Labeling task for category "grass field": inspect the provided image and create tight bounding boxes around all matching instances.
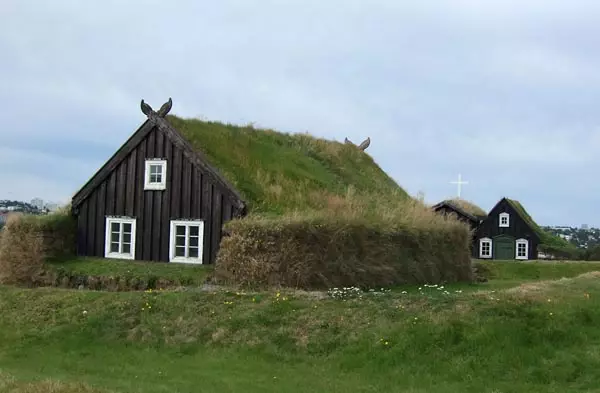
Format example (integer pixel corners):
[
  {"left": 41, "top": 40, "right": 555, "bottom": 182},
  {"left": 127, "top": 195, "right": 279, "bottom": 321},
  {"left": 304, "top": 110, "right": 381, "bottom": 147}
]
[
  {"left": 1, "top": 260, "right": 600, "bottom": 392},
  {"left": 46, "top": 257, "right": 213, "bottom": 288}
]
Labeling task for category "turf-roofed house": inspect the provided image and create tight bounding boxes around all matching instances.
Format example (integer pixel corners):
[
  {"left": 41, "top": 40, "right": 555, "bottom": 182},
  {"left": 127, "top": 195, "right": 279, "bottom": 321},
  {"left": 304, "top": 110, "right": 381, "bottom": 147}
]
[
  {"left": 70, "top": 98, "right": 405, "bottom": 265},
  {"left": 473, "top": 197, "right": 541, "bottom": 260}
]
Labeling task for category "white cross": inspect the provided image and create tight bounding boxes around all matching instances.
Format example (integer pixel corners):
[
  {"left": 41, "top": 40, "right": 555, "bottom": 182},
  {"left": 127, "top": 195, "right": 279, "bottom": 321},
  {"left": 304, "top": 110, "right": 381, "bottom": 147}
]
[{"left": 450, "top": 173, "right": 468, "bottom": 198}]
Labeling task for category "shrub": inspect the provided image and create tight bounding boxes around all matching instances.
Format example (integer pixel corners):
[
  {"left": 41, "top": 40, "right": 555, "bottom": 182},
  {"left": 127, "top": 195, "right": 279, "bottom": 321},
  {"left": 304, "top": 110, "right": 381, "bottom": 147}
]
[{"left": 214, "top": 209, "right": 473, "bottom": 290}]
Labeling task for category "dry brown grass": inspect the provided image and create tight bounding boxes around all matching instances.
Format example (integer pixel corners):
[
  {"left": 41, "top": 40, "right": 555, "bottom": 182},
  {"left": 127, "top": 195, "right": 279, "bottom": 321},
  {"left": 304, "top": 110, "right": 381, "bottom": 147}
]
[
  {"left": 0, "top": 372, "right": 110, "bottom": 393},
  {"left": 214, "top": 198, "right": 473, "bottom": 289},
  {"left": 0, "top": 214, "right": 45, "bottom": 285},
  {"left": 442, "top": 198, "right": 487, "bottom": 217},
  {"left": 0, "top": 209, "right": 76, "bottom": 285}
]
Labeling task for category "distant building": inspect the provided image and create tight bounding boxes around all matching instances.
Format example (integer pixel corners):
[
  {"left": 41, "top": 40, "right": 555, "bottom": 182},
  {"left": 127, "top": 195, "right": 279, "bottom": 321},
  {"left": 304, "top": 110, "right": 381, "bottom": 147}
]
[
  {"left": 582, "top": 224, "right": 589, "bottom": 230},
  {"left": 44, "top": 203, "right": 60, "bottom": 212},
  {"left": 31, "top": 198, "right": 44, "bottom": 210}
]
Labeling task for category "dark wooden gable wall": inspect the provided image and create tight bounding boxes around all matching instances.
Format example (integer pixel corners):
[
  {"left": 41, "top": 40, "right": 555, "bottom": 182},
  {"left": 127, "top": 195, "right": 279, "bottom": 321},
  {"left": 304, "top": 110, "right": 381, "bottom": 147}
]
[
  {"left": 75, "top": 125, "right": 240, "bottom": 264},
  {"left": 473, "top": 198, "right": 539, "bottom": 259}
]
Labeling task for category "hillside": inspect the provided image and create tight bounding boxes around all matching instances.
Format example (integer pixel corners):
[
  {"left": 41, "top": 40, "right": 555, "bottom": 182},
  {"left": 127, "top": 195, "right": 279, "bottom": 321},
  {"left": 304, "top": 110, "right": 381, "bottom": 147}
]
[
  {"left": 167, "top": 116, "right": 408, "bottom": 215},
  {"left": 543, "top": 225, "right": 600, "bottom": 249},
  {"left": 1, "top": 265, "right": 600, "bottom": 392}
]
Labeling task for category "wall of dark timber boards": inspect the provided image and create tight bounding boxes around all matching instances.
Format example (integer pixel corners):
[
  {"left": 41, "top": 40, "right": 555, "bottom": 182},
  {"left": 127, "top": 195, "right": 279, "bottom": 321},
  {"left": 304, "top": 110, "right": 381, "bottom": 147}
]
[
  {"left": 76, "top": 127, "right": 238, "bottom": 263},
  {"left": 473, "top": 200, "right": 539, "bottom": 259}
]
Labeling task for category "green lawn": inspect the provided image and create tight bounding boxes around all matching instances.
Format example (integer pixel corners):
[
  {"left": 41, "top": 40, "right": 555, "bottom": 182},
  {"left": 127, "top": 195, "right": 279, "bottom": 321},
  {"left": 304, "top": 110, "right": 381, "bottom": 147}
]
[
  {"left": 45, "top": 257, "right": 213, "bottom": 289},
  {"left": 1, "top": 260, "right": 600, "bottom": 392}
]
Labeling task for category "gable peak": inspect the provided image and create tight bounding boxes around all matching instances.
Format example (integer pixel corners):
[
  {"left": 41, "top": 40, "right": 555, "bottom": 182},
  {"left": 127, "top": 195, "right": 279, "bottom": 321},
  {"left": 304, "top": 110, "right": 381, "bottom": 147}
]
[{"left": 141, "top": 97, "right": 173, "bottom": 119}]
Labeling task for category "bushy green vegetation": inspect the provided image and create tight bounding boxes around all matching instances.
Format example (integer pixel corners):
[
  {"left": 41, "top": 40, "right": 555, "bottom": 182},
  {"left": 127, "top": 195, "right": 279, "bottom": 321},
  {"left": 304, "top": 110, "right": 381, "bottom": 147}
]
[{"left": 1, "top": 263, "right": 600, "bottom": 392}]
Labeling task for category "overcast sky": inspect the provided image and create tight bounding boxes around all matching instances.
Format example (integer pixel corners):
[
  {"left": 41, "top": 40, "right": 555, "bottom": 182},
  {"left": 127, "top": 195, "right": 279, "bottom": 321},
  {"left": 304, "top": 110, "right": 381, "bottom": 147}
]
[{"left": 2, "top": 0, "right": 599, "bottom": 227}]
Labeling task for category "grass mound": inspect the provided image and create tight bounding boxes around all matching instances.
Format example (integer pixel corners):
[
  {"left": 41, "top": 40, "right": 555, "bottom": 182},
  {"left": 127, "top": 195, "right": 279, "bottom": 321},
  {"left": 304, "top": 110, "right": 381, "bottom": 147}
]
[
  {"left": 43, "top": 257, "right": 212, "bottom": 291},
  {"left": 215, "top": 209, "right": 473, "bottom": 289},
  {"left": 1, "top": 269, "right": 600, "bottom": 392},
  {"left": 167, "top": 115, "right": 408, "bottom": 215},
  {"left": 0, "top": 214, "right": 45, "bottom": 285},
  {"left": 0, "top": 209, "right": 76, "bottom": 285}
]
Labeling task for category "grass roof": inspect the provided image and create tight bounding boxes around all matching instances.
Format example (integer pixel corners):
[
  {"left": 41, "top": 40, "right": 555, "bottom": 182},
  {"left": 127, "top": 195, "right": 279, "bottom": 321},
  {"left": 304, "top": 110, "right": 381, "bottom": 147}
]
[
  {"left": 444, "top": 198, "right": 487, "bottom": 218},
  {"left": 506, "top": 199, "right": 576, "bottom": 251},
  {"left": 166, "top": 115, "right": 408, "bottom": 215}
]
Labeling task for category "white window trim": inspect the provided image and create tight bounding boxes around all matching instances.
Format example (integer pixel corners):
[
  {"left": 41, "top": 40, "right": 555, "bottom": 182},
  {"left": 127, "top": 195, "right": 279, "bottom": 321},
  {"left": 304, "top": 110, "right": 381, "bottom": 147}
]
[
  {"left": 169, "top": 219, "right": 204, "bottom": 264},
  {"left": 515, "top": 238, "right": 529, "bottom": 260},
  {"left": 479, "top": 237, "right": 492, "bottom": 259},
  {"left": 144, "top": 159, "right": 167, "bottom": 190},
  {"left": 499, "top": 212, "right": 510, "bottom": 227},
  {"left": 104, "top": 216, "right": 136, "bottom": 260}
]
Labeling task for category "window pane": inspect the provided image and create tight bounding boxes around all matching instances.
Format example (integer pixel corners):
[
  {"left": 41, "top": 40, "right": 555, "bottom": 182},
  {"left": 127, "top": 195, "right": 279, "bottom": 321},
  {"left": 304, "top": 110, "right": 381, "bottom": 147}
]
[
  {"left": 150, "top": 164, "right": 162, "bottom": 174},
  {"left": 122, "top": 243, "right": 131, "bottom": 254},
  {"left": 175, "top": 246, "right": 185, "bottom": 257},
  {"left": 123, "top": 223, "right": 132, "bottom": 233},
  {"left": 188, "top": 247, "right": 199, "bottom": 258},
  {"left": 123, "top": 233, "right": 131, "bottom": 244},
  {"left": 176, "top": 236, "right": 186, "bottom": 246},
  {"left": 111, "top": 232, "right": 120, "bottom": 243},
  {"left": 150, "top": 173, "right": 162, "bottom": 183},
  {"left": 176, "top": 226, "right": 186, "bottom": 236},
  {"left": 189, "top": 236, "right": 199, "bottom": 247},
  {"left": 190, "top": 226, "right": 199, "bottom": 236},
  {"left": 111, "top": 222, "right": 120, "bottom": 232},
  {"left": 110, "top": 242, "right": 119, "bottom": 253}
]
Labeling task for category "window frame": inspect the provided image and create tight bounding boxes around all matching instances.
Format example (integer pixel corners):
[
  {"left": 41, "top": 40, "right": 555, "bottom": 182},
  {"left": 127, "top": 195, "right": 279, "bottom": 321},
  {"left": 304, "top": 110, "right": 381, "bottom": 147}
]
[
  {"left": 515, "top": 238, "right": 529, "bottom": 260},
  {"left": 169, "top": 219, "right": 204, "bottom": 264},
  {"left": 144, "top": 159, "right": 167, "bottom": 190},
  {"left": 479, "top": 237, "right": 492, "bottom": 259},
  {"left": 499, "top": 212, "right": 510, "bottom": 228},
  {"left": 104, "top": 216, "right": 136, "bottom": 260}
]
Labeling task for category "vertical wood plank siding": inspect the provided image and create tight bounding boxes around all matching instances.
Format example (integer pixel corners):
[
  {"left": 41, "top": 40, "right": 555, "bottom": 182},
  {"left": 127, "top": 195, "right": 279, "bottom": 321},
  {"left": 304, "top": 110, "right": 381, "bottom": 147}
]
[{"left": 75, "top": 126, "right": 240, "bottom": 263}]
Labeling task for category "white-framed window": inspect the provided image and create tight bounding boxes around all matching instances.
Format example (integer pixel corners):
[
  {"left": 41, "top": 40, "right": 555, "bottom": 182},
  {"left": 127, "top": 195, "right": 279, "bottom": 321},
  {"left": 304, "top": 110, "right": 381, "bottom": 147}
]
[
  {"left": 516, "top": 238, "right": 529, "bottom": 260},
  {"left": 479, "top": 237, "right": 492, "bottom": 259},
  {"left": 144, "top": 159, "right": 167, "bottom": 190},
  {"left": 169, "top": 220, "right": 204, "bottom": 263},
  {"left": 104, "top": 216, "right": 136, "bottom": 260},
  {"left": 499, "top": 212, "right": 510, "bottom": 227}
]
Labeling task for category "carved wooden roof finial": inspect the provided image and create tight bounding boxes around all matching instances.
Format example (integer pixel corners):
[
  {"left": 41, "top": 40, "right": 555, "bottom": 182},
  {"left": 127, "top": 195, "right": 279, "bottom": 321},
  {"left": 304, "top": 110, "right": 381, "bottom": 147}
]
[
  {"left": 140, "top": 98, "right": 172, "bottom": 118},
  {"left": 344, "top": 136, "right": 371, "bottom": 151}
]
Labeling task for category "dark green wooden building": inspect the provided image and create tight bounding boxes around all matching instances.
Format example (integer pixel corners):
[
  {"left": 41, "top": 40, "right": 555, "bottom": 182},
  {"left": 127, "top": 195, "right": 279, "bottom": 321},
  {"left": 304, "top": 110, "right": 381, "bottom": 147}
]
[{"left": 473, "top": 197, "right": 540, "bottom": 260}]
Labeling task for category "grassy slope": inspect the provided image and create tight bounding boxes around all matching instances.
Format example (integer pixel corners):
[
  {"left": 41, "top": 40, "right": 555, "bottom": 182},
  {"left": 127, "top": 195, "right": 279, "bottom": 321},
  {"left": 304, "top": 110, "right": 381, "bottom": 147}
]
[
  {"left": 166, "top": 116, "right": 408, "bottom": 215},
  {"left": 46, "top": 257, "right": 212, "bottom": 286},
  {"left": 3, "top": 262, "right": 600, "bottom": 392}
]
